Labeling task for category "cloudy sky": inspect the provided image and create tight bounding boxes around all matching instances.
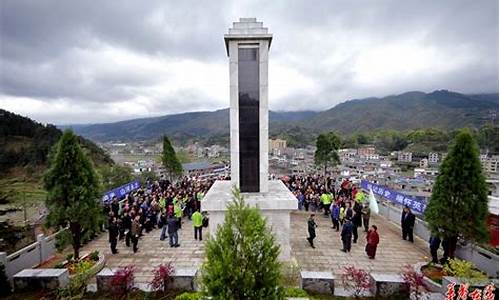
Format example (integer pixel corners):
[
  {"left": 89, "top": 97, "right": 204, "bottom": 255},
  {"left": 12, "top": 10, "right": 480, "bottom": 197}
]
[{"left": 0, "top": 0, "right": 498, "bottom": 124}]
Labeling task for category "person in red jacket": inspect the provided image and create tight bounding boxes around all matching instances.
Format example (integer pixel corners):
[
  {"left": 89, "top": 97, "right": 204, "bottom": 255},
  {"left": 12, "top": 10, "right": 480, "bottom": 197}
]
[
  {"left": 351, "top": 185, "right": 358, "bottom": 200},
  {"left": 365, "top": 225, "right": 380, "bottom": 259}
]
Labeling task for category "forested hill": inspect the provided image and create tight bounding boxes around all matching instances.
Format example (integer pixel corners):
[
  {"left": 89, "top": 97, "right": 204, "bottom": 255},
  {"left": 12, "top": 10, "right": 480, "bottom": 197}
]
[
  {"left": 63, "top": 109, "right": 318, "bottom": 143},
  {"left": 65, "top": 90, "right": 498, "bottom": 145},
  {"left": 0, "top": 109, "right": 113, "bottom": 174},
  {"left": 303, "top": 90, "right": 498, "bottom": 133}
]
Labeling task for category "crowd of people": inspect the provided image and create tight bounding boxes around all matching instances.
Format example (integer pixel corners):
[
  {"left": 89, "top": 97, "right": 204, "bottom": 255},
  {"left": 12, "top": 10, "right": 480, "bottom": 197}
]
[
  {"left": 103, "top": 176, "right": 216, "bottom": 254},
  {"left": 282, "top": 175, "right": 380, "bottom": 259},
  {"left": 283, "top": 174, "right": 453, "bottom": 263},
  {"left": 103, "top": 172, "right": 442, "bottom": 263}
]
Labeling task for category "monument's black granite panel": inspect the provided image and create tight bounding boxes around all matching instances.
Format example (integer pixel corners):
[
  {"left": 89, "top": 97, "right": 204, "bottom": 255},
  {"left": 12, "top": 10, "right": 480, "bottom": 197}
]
[{"left": 238, "top": 47, "right": 260, "bottom": 192}]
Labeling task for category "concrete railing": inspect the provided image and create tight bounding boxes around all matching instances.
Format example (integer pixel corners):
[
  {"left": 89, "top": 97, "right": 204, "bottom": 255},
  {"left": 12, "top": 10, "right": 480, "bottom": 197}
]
[
  {"left": 377, "top": 201, "right": 431, "bottom": 242},
  {"left": 455, "top": 244, "right": 499, "bottom": 277},
  {"left": 376, "top": 199, "right": 498, "bottom": 277},
  {"left": 0, "top": 229, "right": 67, "bottom": 280}
]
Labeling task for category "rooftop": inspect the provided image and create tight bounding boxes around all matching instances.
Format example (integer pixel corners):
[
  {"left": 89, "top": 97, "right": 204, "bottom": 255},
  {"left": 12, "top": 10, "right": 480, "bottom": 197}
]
[{"left": 182, "top": 161, "right": 210, "bottom": 171}]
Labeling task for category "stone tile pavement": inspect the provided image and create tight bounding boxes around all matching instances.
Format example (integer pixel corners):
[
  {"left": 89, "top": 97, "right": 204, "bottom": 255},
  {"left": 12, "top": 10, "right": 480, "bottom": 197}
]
[
  {"left": 81, "top": 221, "right": 206, "bottom": 283},
  {"left": 81, "top": 211, "right": 429, "bottom": 283},
  {"left": 290, "top": 210, "right": 429, "bottom": 278}
]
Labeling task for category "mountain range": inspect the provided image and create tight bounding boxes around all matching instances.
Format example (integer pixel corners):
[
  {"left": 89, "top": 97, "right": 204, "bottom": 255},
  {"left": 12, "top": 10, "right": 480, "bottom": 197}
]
[{"left": 63, "top": 90, "right": 498, "bottom": 145}]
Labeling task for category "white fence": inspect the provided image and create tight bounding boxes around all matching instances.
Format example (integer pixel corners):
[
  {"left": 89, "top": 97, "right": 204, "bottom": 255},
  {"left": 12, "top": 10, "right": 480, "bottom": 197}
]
[
  {"left": 0, "top": 229, "right": 66, "bottom": 280},
  {"left": 376, "top": 199, "right": 499, "bottom": 277}
]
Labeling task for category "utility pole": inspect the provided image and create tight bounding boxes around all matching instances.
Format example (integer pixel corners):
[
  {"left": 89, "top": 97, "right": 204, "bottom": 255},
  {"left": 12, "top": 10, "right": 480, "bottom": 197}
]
[{"left": 23, "top": 191, "right": 27, "bottom": 223}]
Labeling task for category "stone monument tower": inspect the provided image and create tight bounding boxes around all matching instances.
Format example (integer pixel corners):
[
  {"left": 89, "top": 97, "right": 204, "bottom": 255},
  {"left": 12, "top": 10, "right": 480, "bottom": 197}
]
[
  {"left": 225, "top": 17, "right": 271, "bottom": 193},
  {"left": 202, "top": 18, "right": 296, "bottom": 260}
]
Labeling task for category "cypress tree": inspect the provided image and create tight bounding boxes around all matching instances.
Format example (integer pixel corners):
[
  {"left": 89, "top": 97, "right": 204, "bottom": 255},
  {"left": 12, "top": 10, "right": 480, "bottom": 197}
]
[
  {"left": 161, "top": 136, "right": 183, "bottom": 181},
  {"left": 424, "top": 129, "right": 489, "bottom": 259},
  {"left": 44, "top": 130, "right": 102, "bottom": 259},
  {"left": 201, "top": 188, "right": 284, "bottom": 300}
]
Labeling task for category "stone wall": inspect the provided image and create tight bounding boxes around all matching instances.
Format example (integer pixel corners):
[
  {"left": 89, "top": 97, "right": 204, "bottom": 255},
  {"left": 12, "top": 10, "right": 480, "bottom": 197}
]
[
  {"left": 13, "top": 268, "right": 69, "bottom": 291},
  {"left": 300, "top": 271, "right": 335, "bottom": 295},
  {"left": 0, "top": 229, "right": 66, "bottom": 280},
  {"left": 369, "top": 273, "right": 408, "bottom": 298}
]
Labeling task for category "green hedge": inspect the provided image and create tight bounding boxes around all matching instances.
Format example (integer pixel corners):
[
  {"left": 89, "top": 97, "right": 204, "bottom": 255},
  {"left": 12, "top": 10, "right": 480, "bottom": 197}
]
[
  {"left": 284, "top": 287, "right": 308, "bottom": 297},
  {"left": 174, "top": 292, "right": 201, "bottom": 300}
]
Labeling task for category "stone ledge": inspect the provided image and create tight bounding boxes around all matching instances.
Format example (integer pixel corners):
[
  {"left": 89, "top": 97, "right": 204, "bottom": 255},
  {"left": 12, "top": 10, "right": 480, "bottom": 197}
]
[
  {"left": 14, "top": 268, "right": 69, "bottom": 291},
  {"left": 170, "top": 268, "right": 198, "bottom": 291},
  {"left": 96, "top": 267, "right": 116, "bottom": 292},
  {"left": 202, "top": 180, "right": 296, "bottom": 211},
  {"left": 96, "top": 267, "right": 198, "bottom": 292},
  {"left": 369, "top": 273, "right": 408, "bottom": 298},
  {"left": 300, "top": 271, "right": 335, "bottom": 295}
]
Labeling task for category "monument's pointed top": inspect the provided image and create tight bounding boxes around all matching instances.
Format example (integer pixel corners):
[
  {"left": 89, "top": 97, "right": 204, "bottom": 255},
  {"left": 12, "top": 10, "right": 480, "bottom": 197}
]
[
  {"left": 224, "top": 18, "right": 272, "bottom": 56},
  {"left": 239, "top": 17, "right": 257, "bottom": 22}
]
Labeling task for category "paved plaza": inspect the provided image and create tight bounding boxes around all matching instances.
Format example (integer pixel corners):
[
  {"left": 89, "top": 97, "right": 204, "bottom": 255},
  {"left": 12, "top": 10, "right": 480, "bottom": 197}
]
[
  {"left": 290, "top": 211, "right": 429, "bottom": 277},
  {"left": 81, "top": 223, "right": 206, "bottom": 283},
  {"left": 82, "top": 210, "right": 428, "bottom": 283}
]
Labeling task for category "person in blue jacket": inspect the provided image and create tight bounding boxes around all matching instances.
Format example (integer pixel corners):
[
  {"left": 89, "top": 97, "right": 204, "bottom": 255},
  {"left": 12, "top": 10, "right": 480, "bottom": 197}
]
[
  {"left": 429, "top": 235, "right": 441, "bottom": 264},
  {"left": 341, "top": 217, "right": 354, "bottom": 252},
  {"left": 330, "top": 202, "right": 340, "bottom": 231}
]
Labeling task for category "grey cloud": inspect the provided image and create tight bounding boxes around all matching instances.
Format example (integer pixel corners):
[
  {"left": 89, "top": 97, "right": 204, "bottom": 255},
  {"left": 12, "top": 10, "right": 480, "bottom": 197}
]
[
  {"left": 0, "top": 0, "right": 498, "bottom": 124},
  {"left": 1, "top": 0, "right": 231, "bottom": 63}
]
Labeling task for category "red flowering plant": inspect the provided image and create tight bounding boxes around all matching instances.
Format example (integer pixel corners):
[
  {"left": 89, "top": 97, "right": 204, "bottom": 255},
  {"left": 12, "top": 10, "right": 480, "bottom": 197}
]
[
  {"left": 341, "top": 265, "right": 372, "bottom": 298},
  {"left": 149, "top": 263, "right": 175, "bottom": 292},
  {"left": 110, "top": 265, "right": 136, "bottom": 295},
  {"left": 401, "top": 264, "right": 427, "bottom": 300}
]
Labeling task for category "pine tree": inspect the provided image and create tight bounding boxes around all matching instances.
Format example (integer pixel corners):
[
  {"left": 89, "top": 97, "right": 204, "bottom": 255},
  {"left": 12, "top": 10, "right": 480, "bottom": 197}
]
[
  {"left": 424, "top": 129, "right": 489, "bottom": 259},
  {"left": 161, "top": 136, "right": 183, "bottom": 181},
  {"left": 201, "top": 188, "right": 284, "bottom": 300},
  {"left": 44, "top": 130, "right": 102, "bottom": 259},
  {"left": 314, "top": 132, "right": 341, "bottom": 176}
]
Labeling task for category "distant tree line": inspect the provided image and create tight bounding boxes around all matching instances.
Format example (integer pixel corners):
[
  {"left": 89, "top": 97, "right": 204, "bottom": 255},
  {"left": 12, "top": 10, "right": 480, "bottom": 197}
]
[
  {"left": 341, "top": 124, "right": 498, "bottom": 155},
  {"left": 272, "top": 124, "right": 498, "bottom": 155}
]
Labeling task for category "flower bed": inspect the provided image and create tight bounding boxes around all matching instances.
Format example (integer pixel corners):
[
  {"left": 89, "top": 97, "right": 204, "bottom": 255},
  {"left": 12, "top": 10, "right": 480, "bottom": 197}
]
[
  {"left": 421, "top": 264, "right": 444, "bottom": 285},
  {"left": 51, "top": 251, "right": 106, "bottom": 299},
  {"left": 415, "top": 259, "right": 491, "bottom": 294},
  {"left": 70, "top": 251, "right": 105, "bottom": 280},
  {"left": 414, "top": 262, "right": 443, "bottom": 293},
  {"left": 53, "top": 250, "right": 105, "bottom": 280}
]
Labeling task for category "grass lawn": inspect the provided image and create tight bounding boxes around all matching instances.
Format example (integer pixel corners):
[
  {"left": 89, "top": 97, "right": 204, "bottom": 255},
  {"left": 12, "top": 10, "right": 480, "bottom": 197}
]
[
  {"left": 0, "top": 175, "right": 47, "bottom": 224},
  {"left": 111, "top": 153, "right": 161, "bottom": 164}
]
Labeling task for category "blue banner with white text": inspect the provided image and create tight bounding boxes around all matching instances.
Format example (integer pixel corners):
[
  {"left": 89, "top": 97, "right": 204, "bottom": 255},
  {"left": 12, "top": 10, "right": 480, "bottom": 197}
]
[
  {"left": 102, "top": 180, "right": 141, "bottom": 203},
  {"left": 360, "top": 180, "right": 427, "bottom": 214}
]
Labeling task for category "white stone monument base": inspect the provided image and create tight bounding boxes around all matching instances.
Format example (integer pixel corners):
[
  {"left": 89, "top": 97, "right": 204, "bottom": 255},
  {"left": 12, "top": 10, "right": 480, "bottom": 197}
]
[{"left": 201, "top": 180, "right": 297, "bottom": 261}]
